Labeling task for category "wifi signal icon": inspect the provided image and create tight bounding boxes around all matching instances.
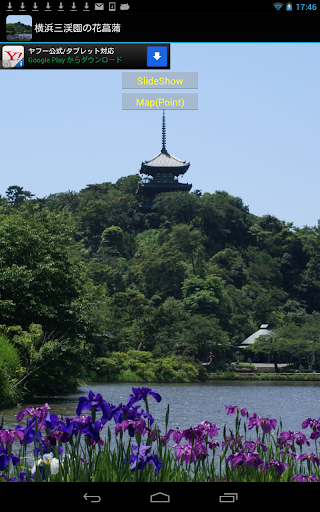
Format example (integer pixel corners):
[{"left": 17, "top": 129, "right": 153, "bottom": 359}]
[{"left": 273, "top": 2, "right": 284, "bottom": 9}]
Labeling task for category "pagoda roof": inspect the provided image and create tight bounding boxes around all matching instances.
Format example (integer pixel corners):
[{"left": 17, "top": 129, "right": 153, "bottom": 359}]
[
  {"left": 141, "top": 149, "right": 190, "bottom": 171},
  {"left": 140, "top": 111, "right": 190, "bottom": 175}
]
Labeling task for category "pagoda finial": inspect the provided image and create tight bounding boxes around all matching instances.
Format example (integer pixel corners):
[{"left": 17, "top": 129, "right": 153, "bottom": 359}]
[{"left": 161, "top": 109, "right": 167, "bottom": 153}]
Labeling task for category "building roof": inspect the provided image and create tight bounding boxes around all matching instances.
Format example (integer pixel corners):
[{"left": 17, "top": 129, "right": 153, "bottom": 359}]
[
  {"left": 239, "top": 324, "right": 271, "bottom": 348},
  {"left": 141, "top": 150, "right": 190, "bottom": 169}
]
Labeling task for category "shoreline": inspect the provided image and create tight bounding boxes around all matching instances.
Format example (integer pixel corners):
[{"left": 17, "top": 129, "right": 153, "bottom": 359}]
[
  {"left": 206, "top": 372, "right": 320, "bottom": 382},
  {"left": 86, "top": 372, "right": 320, "bottom": 384}
]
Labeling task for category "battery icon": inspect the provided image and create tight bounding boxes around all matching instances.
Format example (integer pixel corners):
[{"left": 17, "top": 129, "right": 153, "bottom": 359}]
[
  {"left": 219, "top": 494, "right": 239, "bottom": 503},
  {"left": 286, "top": 2, "right": 292, "bottom": 9}
]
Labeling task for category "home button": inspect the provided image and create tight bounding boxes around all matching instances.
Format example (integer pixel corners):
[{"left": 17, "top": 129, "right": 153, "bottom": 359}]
[{"left": 150, "top": 492, "right": 170, "bottom": 503}]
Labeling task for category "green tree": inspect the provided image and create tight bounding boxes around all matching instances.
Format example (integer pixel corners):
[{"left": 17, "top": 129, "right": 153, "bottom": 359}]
[
  {"left": 0, "top": 332, "right": 22, "bottom": 407},
  {"left": 139, "top": 246, "right": 187, "bottom": 300},
  {"left": 166, "top": 224, "right": 206, "bottom": 275},
  {"left": 101, "top": 226, "right": 125, "bottom": 256},
  {"left": 0, "top": 205, "right": 93, "bottom": 338},
  {"left": 3, "top": 323, "right": 84, "bottom": 397},
  {"left": 173, "top": 314, "right": 230, "bottom": 361},
  {"left": 209, "top": 248, "right": 247, "bottom": 288},
  {"left": 152, "top": 191, "right": 200, "bottom": 225},
  {"left": 198, "top": 191, "right": 252, "bottom": 253},
  {"left": 182, "top": 275, "right": 224, "bottom": 315},
  {"left": 6, "top": 185, "right": 35, "bottom": 207}
]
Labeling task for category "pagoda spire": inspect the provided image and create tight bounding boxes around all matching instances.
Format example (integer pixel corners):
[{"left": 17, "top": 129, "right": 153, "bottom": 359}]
[{"left": 161, "top": 109, "right": 167, "bottom": 154}]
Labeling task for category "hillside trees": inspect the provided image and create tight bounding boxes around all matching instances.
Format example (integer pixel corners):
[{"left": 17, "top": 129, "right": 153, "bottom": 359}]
[{"left": 2, "top": 174, "right": 320, "bottom": 401}]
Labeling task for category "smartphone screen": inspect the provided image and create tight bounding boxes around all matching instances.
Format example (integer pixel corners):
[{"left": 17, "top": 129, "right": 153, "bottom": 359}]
[{"left": 0, "top": 0, "right": 319, "bottom": 503}]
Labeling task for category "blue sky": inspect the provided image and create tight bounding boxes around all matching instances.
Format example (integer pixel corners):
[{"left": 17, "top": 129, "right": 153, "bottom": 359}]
[
  {"left": 6, "top": 15, "right": 32, "bottom": 25},
  {"left": 1, "top": 42, "right": 319, "bottom": 228}
]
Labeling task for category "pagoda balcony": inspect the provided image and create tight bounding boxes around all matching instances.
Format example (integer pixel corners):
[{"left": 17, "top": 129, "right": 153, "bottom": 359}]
[{"left": 138, "top": 181, "right": 192, "bottom": 194}]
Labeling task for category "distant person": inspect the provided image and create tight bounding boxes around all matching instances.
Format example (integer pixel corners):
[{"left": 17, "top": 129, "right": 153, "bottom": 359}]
[{"left": 208, "top": 352, "right": 214, "bottom": 364}]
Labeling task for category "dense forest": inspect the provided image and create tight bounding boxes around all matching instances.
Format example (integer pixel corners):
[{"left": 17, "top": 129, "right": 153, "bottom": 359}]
[
  {"left": 6, "top": 22, "right": 32, "bottom": 35},
  {"left": 1, "top": 179, "right": 320, "bottom": 407}
]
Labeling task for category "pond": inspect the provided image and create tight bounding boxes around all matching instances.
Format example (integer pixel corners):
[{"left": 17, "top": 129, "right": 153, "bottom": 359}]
[{"left": 2, "top": 380, "right": 320, "bottom": 436}]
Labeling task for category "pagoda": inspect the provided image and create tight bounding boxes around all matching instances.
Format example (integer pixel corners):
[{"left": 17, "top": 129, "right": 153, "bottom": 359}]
[{"left": 136, "top": 111, "right": 192, "bottom": 212}]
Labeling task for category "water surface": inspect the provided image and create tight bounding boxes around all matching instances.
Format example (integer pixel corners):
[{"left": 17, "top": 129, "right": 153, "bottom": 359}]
[{"left": 2, "top": 380, "right": 320, "bottom": 436}]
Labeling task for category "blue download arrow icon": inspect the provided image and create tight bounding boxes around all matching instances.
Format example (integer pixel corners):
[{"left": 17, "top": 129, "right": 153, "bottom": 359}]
[{"left": 147, "top": 46, "right": 168, "bottom": 67}]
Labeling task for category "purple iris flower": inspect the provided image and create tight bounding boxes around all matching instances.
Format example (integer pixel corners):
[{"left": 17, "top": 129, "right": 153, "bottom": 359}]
[
  {"left": 225, "top": 405, "right": 249, "bottom": 418},
  {"left": 2, "top": 472, "right": 31, "bottom": 482},
  {"left": 243, "top": 439, "right": 267, "bottom": 453},
  {"left": 208, "top": 440, "right": 220, "bottom": 450},
  {"left": 115, "top": 418, "right": 147, "bottom": 437},
  {"left": 245, "top": 451, "right": 264, "bottom": 470},
  {"left": 291, "top": 474, "right": 318, "bottom": 482},
  {"left": 76, "top": 390, "right": 113, "bottom": 423},
  {"left": 173, "top": 442, "right": 207, "bottom": 463},
  {"left": 112, "top": 403, "right": 138, "bottom": 423},
  {"left": 43, "top": 413, "right": 59, "bottom": 430},
  {"left": 45, "top": 416, "right": 74, "bottom": 444},
  {"left": 15, "top": 470, "right": 34, "bottom": 482},
  {"left": 226, "top": 450, "right": 246, "bottom": 468},
  {"left": 112, "top": 403, "right": 155, "bottom": 427},
  {"left": 0, "top": 446, "right": 20, "bottom": 471},
  {"left": 194, "top": 421, "right": 220, "bottom": 438},
  {"left": 83, "top": 420, "right": 104, "bottom": 445},
  {"left": 0, "top": 429, "right": 24, "bottom": 445},
  {"left": 226, "top": 450, "right": 263, "bottom": 470},
  {"left": 301, "top": 418, "right": 320, "bottom": 441},
  {"left": 128, "top": 443, "right": 162, "bottom": 475},
  {"left": 16, "top": 403, "right": 51, "bottom": 423},
  {"left": 181, "top": 426, "right": 204, "bottom": 442},
  {"left": 147, "top": 453, "right": 163, "bottom": 475},
  {"left": 302, "top": 417, "right": 320, "bottom": 430},
  {"left": 278, "top": 430, "right": 310, "bottom": 447},
  {"left": 262, "top": 459, "right": 289, "bottom": 474},
  {"left": 248, "top": 413, "right": 277, "bottom": 433},
  {"left": 72, "top": 415, "right": 93, "bottom": 435},
  {"left": 127, "top": 387, "right": 161, "bottom": 407},
  {"left": 167, "top": 420, "right": 220, "bottom": 446},
  {"left": 225, "top": 405, "right": 237, "bottom": 415},
  {"left": 295, "top": 453, "right": 320, "bottom": 466},
  {"left": 165, "top": 428, "right": 184, "bottom": 444},
  {"left": 71, "top": 414, "right": 104, "bottom": 445},
  {"left": 15, "top": 419, "right": 42, "bottom": 445}
]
